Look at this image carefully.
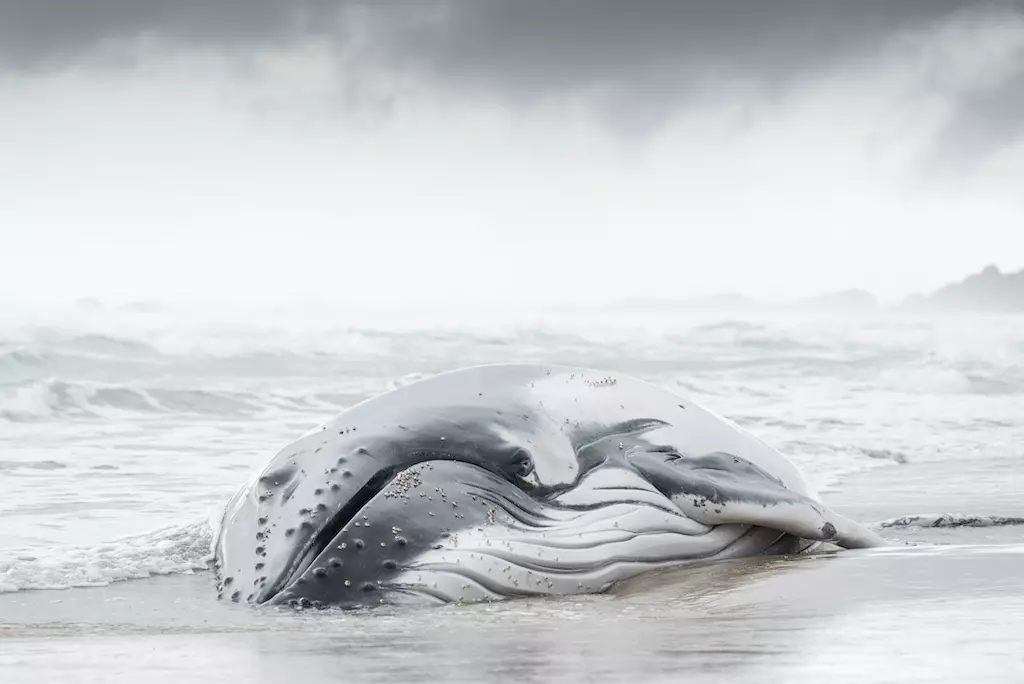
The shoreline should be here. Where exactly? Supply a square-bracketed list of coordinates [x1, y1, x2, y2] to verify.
[3, 456, 1024, 683]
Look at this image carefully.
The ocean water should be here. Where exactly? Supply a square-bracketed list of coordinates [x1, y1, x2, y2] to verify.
[2, 303, 1023, 595]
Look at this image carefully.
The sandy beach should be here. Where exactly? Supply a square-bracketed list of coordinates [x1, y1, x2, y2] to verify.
[3, 457, 1023, 684]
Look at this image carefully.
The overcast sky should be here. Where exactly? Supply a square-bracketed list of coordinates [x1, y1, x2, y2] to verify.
[1, 1, 1022, 307]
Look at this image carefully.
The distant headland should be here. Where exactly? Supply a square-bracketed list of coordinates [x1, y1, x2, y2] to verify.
[896, 265, 1024, 313]
[606, 265, 1024, 314]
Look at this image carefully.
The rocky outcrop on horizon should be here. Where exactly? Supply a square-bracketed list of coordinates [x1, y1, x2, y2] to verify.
[899, 265, 1024, 312]
[604, 265, 1023, 314]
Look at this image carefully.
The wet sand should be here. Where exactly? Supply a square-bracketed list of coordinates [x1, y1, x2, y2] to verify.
[3, 458, 1024, 683]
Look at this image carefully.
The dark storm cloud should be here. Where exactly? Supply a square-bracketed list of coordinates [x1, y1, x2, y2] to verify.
[2, 0, 1023, 157]
[0, 1, 1005, 77]
[0, 0, 350, 66]
[383, 1, 967, 92]
[369, 1, 1024, 142]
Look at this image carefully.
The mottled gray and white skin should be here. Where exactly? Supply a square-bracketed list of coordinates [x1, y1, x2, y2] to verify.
[214, 364, 887, 609]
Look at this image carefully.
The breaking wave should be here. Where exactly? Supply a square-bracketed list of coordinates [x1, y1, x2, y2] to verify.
[2, 317, 1022, 396]
[0, 516, 217, 594]
[0, 378, 362, 423]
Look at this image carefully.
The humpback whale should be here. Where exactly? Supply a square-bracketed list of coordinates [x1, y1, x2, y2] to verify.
[214, 364, 886, 608]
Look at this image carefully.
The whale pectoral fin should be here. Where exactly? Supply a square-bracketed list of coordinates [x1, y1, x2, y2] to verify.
[630, 451, 888, 549]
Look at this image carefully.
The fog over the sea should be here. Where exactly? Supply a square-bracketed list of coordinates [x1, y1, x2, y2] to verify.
[1, 1, 1022, 308]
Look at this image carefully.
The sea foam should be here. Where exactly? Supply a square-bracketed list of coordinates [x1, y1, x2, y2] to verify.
[0, 511, 220, 594]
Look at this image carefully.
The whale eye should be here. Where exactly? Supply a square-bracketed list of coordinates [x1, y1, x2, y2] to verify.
[504, 448, 535, 481]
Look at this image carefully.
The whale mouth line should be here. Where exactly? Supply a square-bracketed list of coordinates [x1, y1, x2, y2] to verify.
[266, 466, 399, 603]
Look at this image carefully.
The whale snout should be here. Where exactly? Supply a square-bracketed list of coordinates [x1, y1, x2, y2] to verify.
[215, 409, 559, 608]
[266, 460, 525, 608]
[214, 433, 409, 605]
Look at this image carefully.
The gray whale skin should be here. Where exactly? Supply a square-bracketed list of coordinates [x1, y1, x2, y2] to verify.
[214, 364, 885, 609]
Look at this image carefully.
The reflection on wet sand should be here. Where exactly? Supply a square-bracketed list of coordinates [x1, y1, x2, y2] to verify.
[4, 542, 1023, 683]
